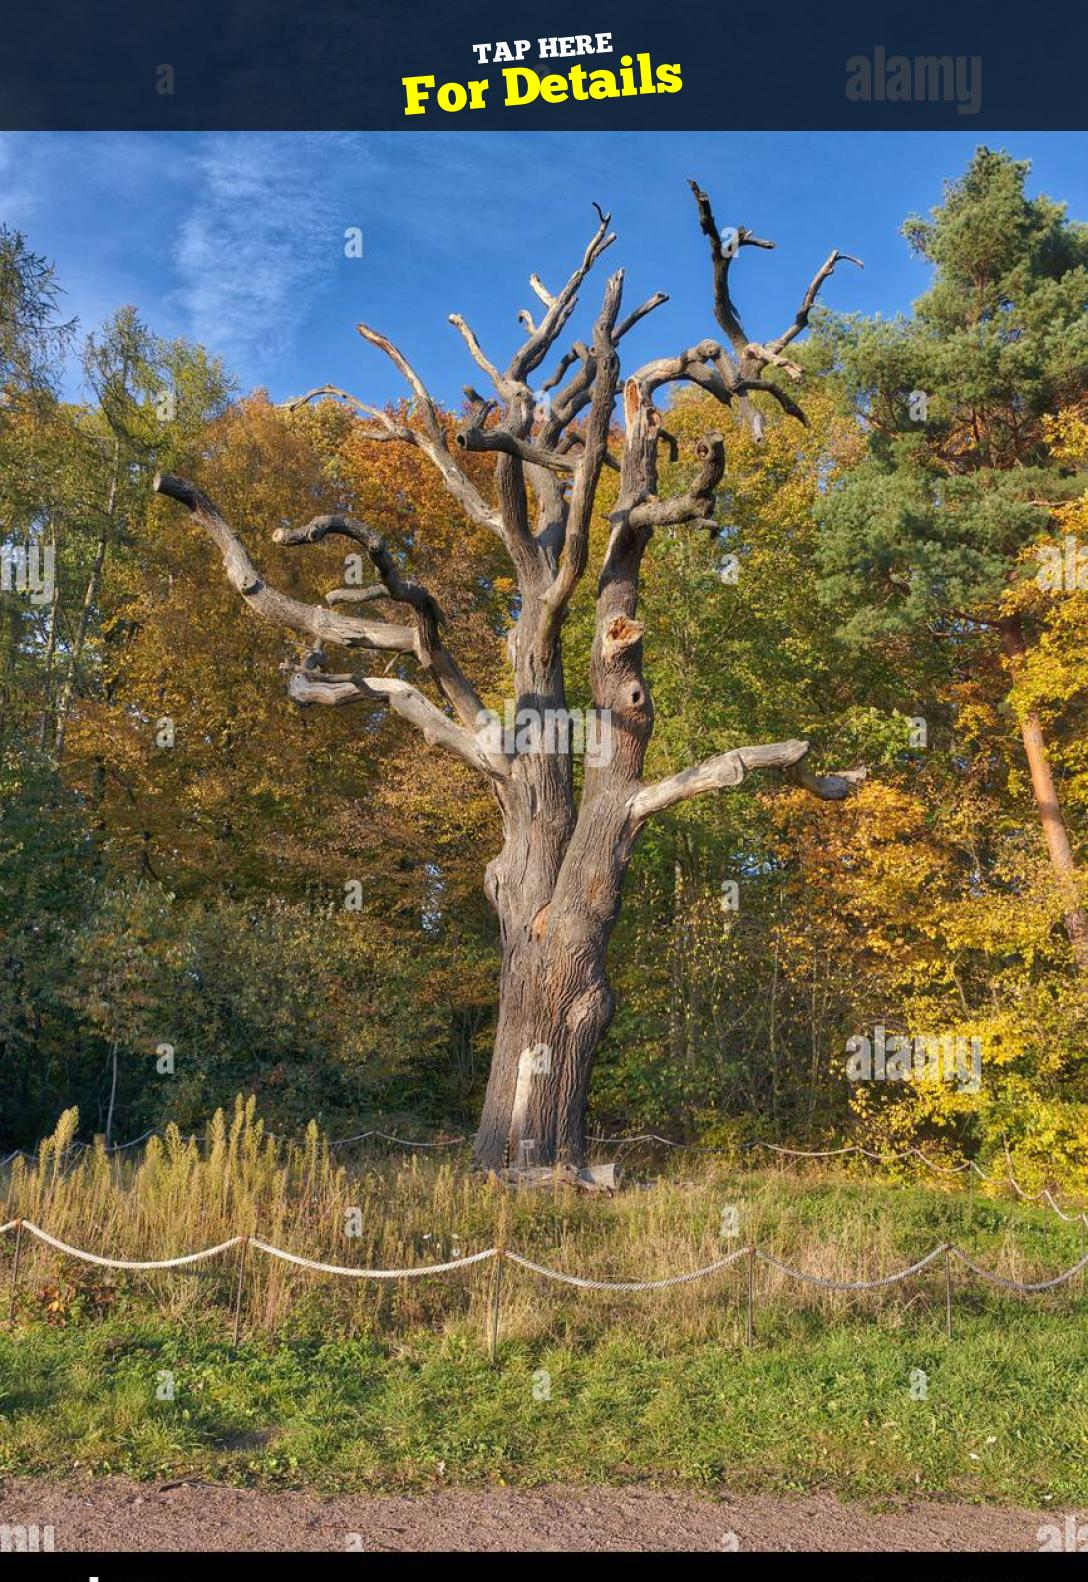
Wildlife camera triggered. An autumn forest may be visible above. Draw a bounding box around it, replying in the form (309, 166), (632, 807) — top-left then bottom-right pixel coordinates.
(3, 146), (1088, 1189)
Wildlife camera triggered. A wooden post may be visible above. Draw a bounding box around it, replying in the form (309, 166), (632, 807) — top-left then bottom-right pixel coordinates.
(8, 1219), (23, 1327)
(487, 1248), (504, 1363)
(745, 1245), (755, 1347)
(944, 1246), (953, 1339)
(231, 1236), (249, 1347)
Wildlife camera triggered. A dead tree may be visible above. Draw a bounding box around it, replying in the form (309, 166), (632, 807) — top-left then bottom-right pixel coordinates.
(154, 182), (865, 1172)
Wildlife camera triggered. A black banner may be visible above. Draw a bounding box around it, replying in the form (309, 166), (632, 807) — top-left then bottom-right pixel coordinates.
(3, 0), (1081, 130)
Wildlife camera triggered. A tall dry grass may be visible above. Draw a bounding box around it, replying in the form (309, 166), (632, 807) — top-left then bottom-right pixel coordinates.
(0, 1096), (1080, 1345)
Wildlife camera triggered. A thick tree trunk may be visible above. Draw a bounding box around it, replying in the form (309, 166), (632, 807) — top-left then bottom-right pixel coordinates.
(473, 930), (615, 1171)
(471, 640), (635, 1172)
(1000, 618), (1088, 968)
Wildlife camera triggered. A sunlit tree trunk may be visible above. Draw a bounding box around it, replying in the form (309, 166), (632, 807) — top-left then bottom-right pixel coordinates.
(1001, 617), (1088, 968)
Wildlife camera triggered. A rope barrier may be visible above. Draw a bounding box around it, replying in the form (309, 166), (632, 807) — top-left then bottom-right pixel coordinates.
(746, 1140), (1088, 1223)
(19, 1223), (245, 1270)
(584, 1133), (1088, 1226)
(1040, 1189), (1085, 1223)
(948, 1245), (1088, 1293)
(588, 1135), (1087, 1223)
(5, 1123), (1086, 1227)
(589, 1132), (688, 1149)
(1, 1125), (471, 1166)
(504, 1248), (750, 1292)
(748, 1141), (861, 1159)
(754, 1244), (950, 1291)
(0, 1221), (1083, 1297)
(98, 1129), (159, 1153)
(248, 1239), (496, 1279)
(329, 1131), (465, 1150)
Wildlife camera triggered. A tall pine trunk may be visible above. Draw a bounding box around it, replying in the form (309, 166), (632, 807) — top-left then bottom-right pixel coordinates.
(1000, 617), (1088, 968)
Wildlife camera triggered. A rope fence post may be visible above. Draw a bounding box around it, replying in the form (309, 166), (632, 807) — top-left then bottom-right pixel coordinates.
(8, 1219), (23, 1327)
(745, 1244), (755, 1347)
(231, 1235), (249, 1347)
(944, 1245), (953, 1339)
(487, 1245), (504, 1363)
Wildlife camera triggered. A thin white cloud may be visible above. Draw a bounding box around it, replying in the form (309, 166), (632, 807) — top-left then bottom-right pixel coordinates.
(172, 133), (363, 381)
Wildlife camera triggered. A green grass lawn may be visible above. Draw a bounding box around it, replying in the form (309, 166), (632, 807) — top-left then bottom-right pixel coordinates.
(2, 1128), (1087, 1505)
(2, 1255), (1087, 1504)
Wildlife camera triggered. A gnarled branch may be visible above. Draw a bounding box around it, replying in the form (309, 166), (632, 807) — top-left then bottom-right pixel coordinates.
(688, 179), (774, 364)
(448, 313), (506, 394)
(152, 474), (415, 654)
(628, 432), (725, 530)
(153, 476), (507, 781)
(455, 427), (577, 474)
(688, 178), (861, 433)
(540, 269), (625, 646)
(767, 248), (864, 359)
(630, 740), (867, 823)
(272, 513), (487, 737)
(348, 331), (505, 541)
(284, 651), (509, 781)
(355, 324), (441, 439)
(509, 204), (616, 384)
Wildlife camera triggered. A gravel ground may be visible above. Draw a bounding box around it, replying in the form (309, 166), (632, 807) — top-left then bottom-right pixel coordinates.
(0, 1477), (1064, 1551)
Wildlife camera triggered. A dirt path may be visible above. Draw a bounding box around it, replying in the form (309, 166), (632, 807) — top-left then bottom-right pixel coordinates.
(0, 1477), (1063, 1551)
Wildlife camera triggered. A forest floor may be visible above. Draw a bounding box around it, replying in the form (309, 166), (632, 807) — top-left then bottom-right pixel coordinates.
(0, 1475), (1062, 1551)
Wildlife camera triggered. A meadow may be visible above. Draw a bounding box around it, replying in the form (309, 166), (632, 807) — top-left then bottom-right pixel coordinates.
(0, 1100), (1085, 1505)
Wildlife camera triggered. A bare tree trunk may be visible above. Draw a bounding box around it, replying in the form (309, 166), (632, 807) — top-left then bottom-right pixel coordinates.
(36, 522), (58, 752)
(104, 1035), (119, 1148)
(53, 441), (119, 764)
(470, 563), (629, 1171)
(473, 927), (616, 1171)
(157, 186), (866, 1175)
(1000, 618), (1088, 968)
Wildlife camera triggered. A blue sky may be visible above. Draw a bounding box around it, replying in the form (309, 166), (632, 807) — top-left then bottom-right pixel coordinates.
(3, 131), (1087, 409)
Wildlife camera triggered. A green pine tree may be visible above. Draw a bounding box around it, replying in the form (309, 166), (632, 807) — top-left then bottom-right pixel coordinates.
(815, 147), (1088, 967)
